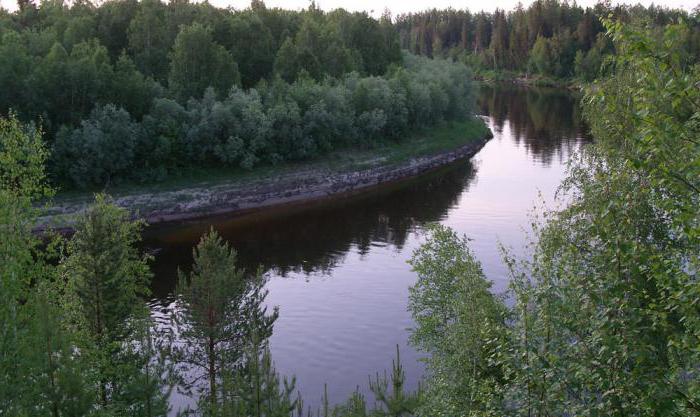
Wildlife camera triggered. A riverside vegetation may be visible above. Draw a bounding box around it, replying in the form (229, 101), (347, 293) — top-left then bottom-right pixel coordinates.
(1, 3), (699, 417)
(1, 0), (481, 191)
(2, 0), (698, 192)
(395, 2), (700, 84)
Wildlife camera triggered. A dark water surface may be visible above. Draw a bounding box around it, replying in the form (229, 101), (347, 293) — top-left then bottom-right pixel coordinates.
(144, 84), (589, 412)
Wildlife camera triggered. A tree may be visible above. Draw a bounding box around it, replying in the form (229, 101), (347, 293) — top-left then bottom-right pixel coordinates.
(110, 52), (163, 119)
(175, 229), (278, 415)
(61, 194), (169, 415)
(0, 114), (50, 199)
(274, 36), (302, 82)
(127, 0), (169, 80)
(220, 12), (275, 88)
(528, 35), (552, 75)
(367, 345), (421, 417)
(52, 104), (144, 188)
(168, 22), (240, 101)
(408, 225), (509, 416)
(0, 113), (53, 414)
(0, 31), (32, 116)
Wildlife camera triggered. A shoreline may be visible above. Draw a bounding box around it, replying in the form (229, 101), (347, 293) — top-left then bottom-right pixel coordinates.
(474, 73), (583, 90)
(37, 124), (492, 232)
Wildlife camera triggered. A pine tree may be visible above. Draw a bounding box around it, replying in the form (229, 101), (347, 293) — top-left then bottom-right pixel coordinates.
(175, 229), (278, 415)
(367, 345), (420, 417)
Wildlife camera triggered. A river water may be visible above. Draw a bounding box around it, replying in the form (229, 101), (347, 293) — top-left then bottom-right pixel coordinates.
(144, 83), (589, 412)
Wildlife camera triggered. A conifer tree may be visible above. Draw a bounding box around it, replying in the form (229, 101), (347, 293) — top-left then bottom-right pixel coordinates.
(175, 229), (278, 415)
(367, 345), (420, 417)
(61, 194), (170, 416)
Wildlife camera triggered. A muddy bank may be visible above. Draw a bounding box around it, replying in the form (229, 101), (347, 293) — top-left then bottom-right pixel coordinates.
(38, 131), (492, 231)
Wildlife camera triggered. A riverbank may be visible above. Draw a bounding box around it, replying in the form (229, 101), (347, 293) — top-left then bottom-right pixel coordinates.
(38, 118), (492, 231)
(474, 70), (583, 90)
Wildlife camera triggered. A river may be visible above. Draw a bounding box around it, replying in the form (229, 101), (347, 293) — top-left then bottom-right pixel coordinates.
(144, 83), (590, 413)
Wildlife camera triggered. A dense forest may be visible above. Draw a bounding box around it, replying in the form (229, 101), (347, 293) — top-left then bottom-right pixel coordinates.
(0, 0), (481, 189)
(395, 2), (700, 80)
(1, 0), (699, 189)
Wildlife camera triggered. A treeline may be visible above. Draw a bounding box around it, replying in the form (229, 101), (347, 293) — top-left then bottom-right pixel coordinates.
(48, 53), (473, 188)
(0, 0), (483, 190)
(407, 20), (699, 416)
(395, 1), (700, 80)
(0, 0), (420, 189)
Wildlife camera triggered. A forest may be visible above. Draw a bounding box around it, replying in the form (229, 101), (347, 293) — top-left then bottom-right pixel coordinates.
(0, 0), (480, 189)
(1, 0), (699, 416)
(395, 1), (700, 80)
(2, 0), (698, 190)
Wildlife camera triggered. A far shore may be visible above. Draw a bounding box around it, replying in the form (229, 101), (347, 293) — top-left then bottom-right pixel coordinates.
(37, 118), (493, 232)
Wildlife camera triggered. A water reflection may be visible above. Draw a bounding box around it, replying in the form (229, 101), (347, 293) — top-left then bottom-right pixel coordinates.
(145, 161), (477, 298)
(146, 83), (589, 411)
(478, 83), (589, 166)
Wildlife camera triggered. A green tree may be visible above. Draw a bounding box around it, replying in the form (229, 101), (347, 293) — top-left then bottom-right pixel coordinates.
(61, 194), (169, 415)
(0, 31), (32, 116)
(408, 225), (509, 417)
(0, 114), (50, 199)
(53, 104), (144, 188)
(220, 12), (275, 88)
(0, 113), (53, 414)
(528, 35), (552, 75)
(168, 22), (240, 101)
(367, 345), (421, 417)
(175, 229), (278, 415)
(127, 0), (169, 80)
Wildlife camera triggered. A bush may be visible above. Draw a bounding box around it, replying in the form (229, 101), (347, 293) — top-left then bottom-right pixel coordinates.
(53, 104), (143, 188)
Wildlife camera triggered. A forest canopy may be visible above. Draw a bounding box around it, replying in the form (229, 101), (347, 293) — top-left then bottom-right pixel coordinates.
(395, 1), (700, 80)
(0, 0), (484, 189)
(1, 0), (699, 189)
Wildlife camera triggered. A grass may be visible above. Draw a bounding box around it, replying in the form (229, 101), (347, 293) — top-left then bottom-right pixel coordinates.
(53, 117), (490, 202)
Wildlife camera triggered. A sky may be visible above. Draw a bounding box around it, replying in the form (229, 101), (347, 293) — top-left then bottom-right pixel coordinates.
(1, 0), (697, 16)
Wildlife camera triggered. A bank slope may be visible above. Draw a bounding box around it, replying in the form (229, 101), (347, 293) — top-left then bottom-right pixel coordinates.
(39, 118), (492, 230)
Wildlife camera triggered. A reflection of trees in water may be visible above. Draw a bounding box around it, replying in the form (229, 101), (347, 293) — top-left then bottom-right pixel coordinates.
(478, 84), (590, 166)
(145, 161), (477, 297)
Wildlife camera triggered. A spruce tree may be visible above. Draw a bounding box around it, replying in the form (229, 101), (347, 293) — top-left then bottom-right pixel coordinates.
(61, 194), (170, 416)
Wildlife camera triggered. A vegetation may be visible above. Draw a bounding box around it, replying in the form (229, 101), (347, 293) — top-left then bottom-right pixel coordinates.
(406, 19), (699, 416)
(0, 0), (487, 190)
(395, 2), (700, 82)
(1, 1), (698, 416)
(174, 229), (281, 415)
(0, 112), (423, 415)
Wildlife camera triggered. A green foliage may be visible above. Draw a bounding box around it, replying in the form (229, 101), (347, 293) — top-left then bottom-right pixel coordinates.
(45, 53), (475, 188)
(367, 345), (421, 417)
(53, 104), (144, 188)
(408, 225), (509, 417)
(0, 113), (50, 199)
(404, 19), (700, 417)
(327, 346), (420, 417)
(61, 194), (170, 415)
(168, 22), (240, 101)
(175, 229), (278, 415)
(395, 1), (698, 80)
(220, 12), (275, 88)
(220, 344), (299, 417)
(127, 0), (169, 80)
(0, 114), (60, 415)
